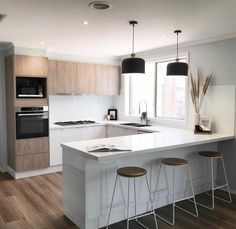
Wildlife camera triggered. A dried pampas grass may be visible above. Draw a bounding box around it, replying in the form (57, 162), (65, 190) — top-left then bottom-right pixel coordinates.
(189, 72), (212, 113)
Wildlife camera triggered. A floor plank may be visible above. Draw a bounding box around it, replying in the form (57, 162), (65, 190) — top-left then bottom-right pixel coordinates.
(0, 172), (235, 229)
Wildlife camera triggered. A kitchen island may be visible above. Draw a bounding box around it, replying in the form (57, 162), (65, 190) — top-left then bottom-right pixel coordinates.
(61, 125), (234, 229)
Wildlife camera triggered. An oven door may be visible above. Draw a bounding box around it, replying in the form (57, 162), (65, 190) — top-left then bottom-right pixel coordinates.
(16, 112), (49, 139)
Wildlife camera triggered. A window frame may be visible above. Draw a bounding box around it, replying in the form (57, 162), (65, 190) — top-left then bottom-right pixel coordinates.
(124, 52), (189, 127)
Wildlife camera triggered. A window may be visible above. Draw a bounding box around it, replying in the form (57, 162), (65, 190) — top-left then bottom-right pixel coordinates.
(124, 56), (187, 121)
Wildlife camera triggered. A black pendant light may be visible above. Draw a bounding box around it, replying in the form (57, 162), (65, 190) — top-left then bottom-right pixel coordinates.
(122, 21), (145, 75)
(167, 30), (188, 76)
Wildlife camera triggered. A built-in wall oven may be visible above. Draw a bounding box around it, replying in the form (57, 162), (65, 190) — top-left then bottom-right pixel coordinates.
(16, 106), (49, 139)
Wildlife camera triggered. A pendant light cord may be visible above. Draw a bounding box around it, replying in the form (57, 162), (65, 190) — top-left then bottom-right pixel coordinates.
(174, 30), (181, 62)
(129, 21), (137, 58)
(176, 32), (179, 60)
(132, 23), (135, 57)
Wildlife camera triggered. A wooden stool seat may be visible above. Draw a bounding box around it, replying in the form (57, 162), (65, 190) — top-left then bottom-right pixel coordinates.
(199, 151), (223, 158)
(161, 158), (188, 166)
(117, 166), (147, 177)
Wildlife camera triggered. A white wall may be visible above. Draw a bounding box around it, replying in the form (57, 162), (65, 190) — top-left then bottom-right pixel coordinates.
(0, 45), (14, 171)
(116, 37), (236, 192)
(49, 95), (116, 124)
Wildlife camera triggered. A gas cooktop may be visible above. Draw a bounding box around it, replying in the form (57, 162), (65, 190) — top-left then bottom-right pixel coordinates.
(54, 120), (96, 126)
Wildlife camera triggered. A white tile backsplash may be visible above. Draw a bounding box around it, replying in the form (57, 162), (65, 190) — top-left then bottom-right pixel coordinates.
(49, 95), (116, 124)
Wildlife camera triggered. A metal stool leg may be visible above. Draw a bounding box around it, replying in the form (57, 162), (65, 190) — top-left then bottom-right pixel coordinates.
(205, 157), (232, 204)
(176, 165), (199, 217)
(107, 169), (159, 229)
(221, 157), (232, 203)
(127, 178), (130, 229)
(130, 176), (159, 229)
(155, 165), (176, 226)
(193, 156), (232, 211)
(152, 163), (162, 204)
(156, 164), (199, 226)
(145, 175), (159, 229)
(106, 174), (118, 229)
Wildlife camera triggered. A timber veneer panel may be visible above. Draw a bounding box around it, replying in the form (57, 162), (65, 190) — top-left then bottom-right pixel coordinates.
(56, 61), (77, 94)
(15, 98), (48, 107)
(5, 55), (16, 168)
(77, 63), (96, 94)
(49, 60), (120, 95)
(16, 152), (49, 171)
(15, 137), (49, 156)
(48, 60), (77, 94)
(107, 65), (120, 95)
(14, 55), (48, 77)
(5, 54), (49, 172)
(47, 60), (57, 95)
(15, 137), (49, 171)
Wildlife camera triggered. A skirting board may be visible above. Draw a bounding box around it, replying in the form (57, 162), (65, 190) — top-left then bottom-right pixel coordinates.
(7, 165), (62, 179)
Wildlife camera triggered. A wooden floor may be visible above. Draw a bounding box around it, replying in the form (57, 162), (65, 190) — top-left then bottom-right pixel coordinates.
(0, 172), (235, 229)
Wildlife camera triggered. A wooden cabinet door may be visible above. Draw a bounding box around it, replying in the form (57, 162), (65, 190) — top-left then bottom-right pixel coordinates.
(94, 64), (108, 95)
(56, 61), (77, 94)
(94, 64), (120, 96)
(48, 60), (57, 95)
(15, 55), (48, 77)
(15, 137), (49, 171)
(107, 65), (120, 95)
(77, 63), (96, 94)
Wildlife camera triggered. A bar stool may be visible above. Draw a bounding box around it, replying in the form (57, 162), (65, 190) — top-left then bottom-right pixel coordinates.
(196, 151), (232, 210)
(106, 166), (158, 229)
(153, 158), (198, 226)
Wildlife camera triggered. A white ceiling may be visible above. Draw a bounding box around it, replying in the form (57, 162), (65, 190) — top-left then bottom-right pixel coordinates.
(0, 0), (236, 58)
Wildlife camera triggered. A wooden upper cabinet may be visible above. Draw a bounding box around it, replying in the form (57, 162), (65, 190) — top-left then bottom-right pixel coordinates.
(48, 60), (57, 95)
(77, 63), (96, 94)
(77, 63), (120, 96)
(94, 64), (108, 95)
(56, 61), (77, 94)
(48, 60), (120, 95)
(107, 65), (120, 96)
(14, 55), (48, 77)
(48, 60), (77, 95)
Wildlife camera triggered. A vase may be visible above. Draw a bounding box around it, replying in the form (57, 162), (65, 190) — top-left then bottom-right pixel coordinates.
(194, 113), (200, 127)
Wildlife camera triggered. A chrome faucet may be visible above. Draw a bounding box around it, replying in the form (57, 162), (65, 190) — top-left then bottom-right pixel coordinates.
(139, 100), (149, 125)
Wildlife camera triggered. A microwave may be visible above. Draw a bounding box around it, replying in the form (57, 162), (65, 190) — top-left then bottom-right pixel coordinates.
(16, 77), (47, 99)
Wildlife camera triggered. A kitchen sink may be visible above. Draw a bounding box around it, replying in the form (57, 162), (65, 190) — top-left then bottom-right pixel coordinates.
(121, 123), (151, 127)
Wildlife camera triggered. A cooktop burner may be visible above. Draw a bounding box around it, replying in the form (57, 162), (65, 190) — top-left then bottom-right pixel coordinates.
(54, 120), (96, 126)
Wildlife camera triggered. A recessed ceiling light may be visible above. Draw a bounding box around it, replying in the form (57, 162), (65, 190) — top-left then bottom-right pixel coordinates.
(40, 41), (45, 45)
(89, 1), (111, 10)
(0, 14), (7, 23)
(82, 21), (88, 25)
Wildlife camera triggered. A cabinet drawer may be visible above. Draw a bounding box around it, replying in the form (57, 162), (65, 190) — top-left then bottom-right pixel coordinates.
(16, 137), (49, 156)
(15, 153), (49, 172)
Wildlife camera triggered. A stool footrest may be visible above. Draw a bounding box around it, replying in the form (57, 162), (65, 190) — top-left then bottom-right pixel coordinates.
(128, 210), (154, 221)
(205, 190), (232, 204)
(155, 213), (175, 226)
(175, 204), (198, 217)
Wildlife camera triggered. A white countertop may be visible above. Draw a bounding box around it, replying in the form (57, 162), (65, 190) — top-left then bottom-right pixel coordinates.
(61, 123), (234, 161)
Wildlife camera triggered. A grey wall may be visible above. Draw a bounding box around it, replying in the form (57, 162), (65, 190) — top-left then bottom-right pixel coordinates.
(0, 45), (14, 171)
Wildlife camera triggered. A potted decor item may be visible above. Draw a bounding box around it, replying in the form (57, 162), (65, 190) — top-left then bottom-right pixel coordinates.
(189, 72), (212, 132)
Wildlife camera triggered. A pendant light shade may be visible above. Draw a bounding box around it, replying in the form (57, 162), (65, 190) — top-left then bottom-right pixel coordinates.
(167, 30), (188, 76)
(122, 21), (145, 75)
(122, 57), (145, 74)
(166, 61), (188, 76)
